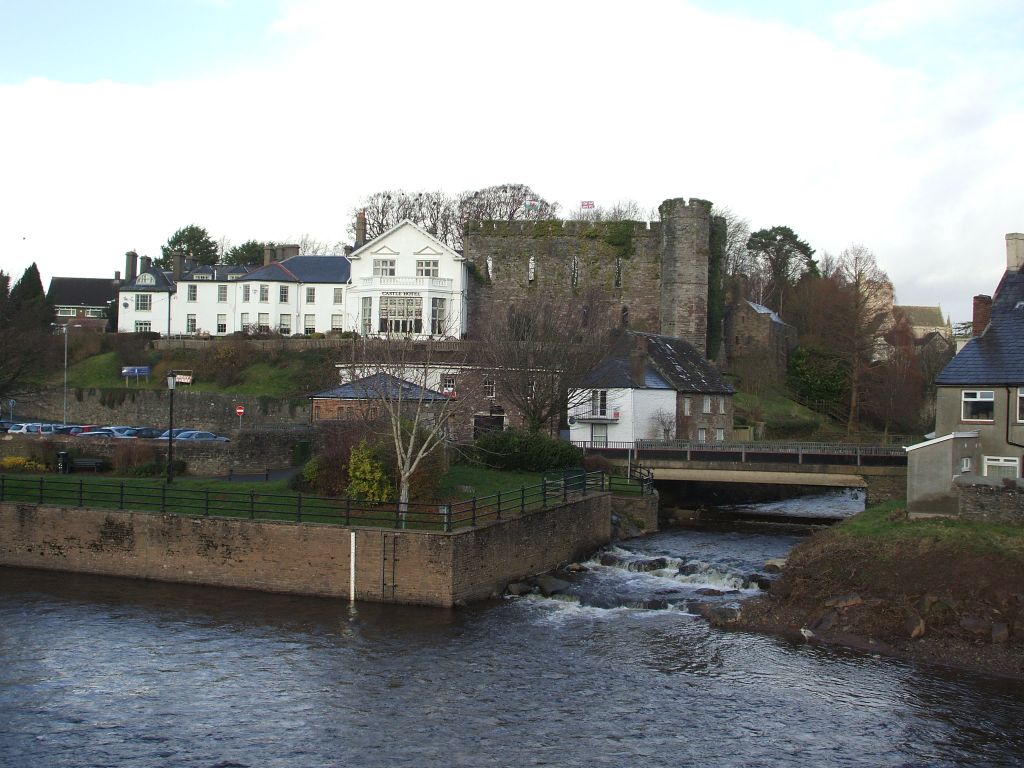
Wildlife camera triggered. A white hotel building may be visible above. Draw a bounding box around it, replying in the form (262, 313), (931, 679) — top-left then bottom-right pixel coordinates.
(117, 221), (468, 339)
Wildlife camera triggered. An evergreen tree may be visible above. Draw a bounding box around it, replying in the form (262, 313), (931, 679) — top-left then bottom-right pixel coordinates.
(157, 224), (219, 268)
(224, 240), (273, 266)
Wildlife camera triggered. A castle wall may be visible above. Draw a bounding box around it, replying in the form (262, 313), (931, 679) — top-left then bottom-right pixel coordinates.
(464, 198), (712, 357)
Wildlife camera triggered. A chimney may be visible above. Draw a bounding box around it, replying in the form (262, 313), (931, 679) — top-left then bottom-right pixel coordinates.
(972, 294), (993, 336)
(125, 251), (138, 282)
(283, 244), (300, 260)
(1007, 233), (1024, 272)
(140, 256), (152, 273)
(355, 210), (367, 249)
(172, 252), (184, 281)
(630, 334), (648, 384)
(264, 247), (274, 267)
(114, 270), (121, 282)
(343, 245), (353, 256)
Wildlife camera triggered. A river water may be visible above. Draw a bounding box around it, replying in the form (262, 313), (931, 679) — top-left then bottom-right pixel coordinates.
(2, 492), (1024, 767)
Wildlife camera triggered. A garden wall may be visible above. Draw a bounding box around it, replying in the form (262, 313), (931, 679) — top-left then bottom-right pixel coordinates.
(956, 476), (1024, 523)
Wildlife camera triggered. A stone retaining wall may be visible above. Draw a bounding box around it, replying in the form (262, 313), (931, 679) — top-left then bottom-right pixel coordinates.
(0, 493), (612, 606)
(610, 492), (660, 537)
(956, 476), (1024, 523)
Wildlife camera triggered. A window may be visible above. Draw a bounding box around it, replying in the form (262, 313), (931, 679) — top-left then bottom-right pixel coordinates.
(960, 457), (972, 473)
(243, 285), (251, 302)
(1019, 388), (1024, 422)
(194, 274), (212, 281)
(56, 307), (75, 316)
(984, 456), (1020, 479)
(416, 260), (439, 277)
(703, 395), (712, 414)
(331, 314), (344, 330)
(135, 294), (151, 311)
(483, 378), (496, 399)
(591, 423), (608, 448)
(715, 428), (725, 442)
(373, 259), (396, 277)
(379, 296), (422, 334)
(442, 375), (456, 393)
(187, 284), (197, 302)
(718, 396), (726, 413)
(217, 285), (227, 302)
(85, 308), (105, 318)
(134, 321), (151, 332)
(361, 297), (372, 335)
(257, 312), (270, 332)
(334, 287), (344, 304)
(136, 273), (155, 286)
(240, 312), (249, 327)
(430, 297), (447, 335)
(306, 287), (315, 303)
(304, 314), (315, 334)
(591, 389), (608, 416)
(228, 273), (241, 281)
(697, 427), (707, 443)
(279, 314), (291, 334)
(962, 390), (995, 422)
(186, 314), (197, 333)
(280, 285), (289, 302)
(683, 397), (691, 416)
(259, 285), (269, 302)
(216, 314), (227, 334)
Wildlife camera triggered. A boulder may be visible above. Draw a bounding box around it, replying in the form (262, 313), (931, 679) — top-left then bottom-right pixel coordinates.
(506, 582), (535, 597)
(745, 574), (773, 591)
(564, 563), (588, 573)
(992, 622), (1010, 644)
(695, 588), (724, 597)
(695, 602), (741, 625)
(599, 553), (625, 567)
(630, 557), (670, 572)
(535, 575), (572, 596)
(678, 561), (706, 576)
(904, 613), (926, 639)
(825, 594), (864, 609)
(811, 610), (839, 633)
(763, 558), (787, 574)
(959, 615), (990, 636)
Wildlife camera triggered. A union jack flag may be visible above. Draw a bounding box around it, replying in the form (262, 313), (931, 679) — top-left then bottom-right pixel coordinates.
(580, 201), (595, 209)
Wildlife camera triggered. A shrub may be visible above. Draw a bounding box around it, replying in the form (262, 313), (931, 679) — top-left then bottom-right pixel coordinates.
(582, 454), (615, 474)
(764, 414), (820, 439)
(112, 442), (158, 472)
(347, 441), (392, 501)
(474, 430), (582, 472)
(0, 456), (48, 472)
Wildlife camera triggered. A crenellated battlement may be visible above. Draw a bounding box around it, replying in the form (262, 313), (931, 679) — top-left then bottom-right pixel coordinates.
(464, 219), (663, 238)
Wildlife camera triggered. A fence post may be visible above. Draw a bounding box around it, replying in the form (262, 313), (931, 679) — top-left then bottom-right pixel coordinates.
(471, 497), (477, 527)
(1, 475), (4, 502)
(78, 478), (83, 508)
(39, 475), (44, 505)
(264, 468), (269, 482)
(496, 491), (502, 521)
(798, 446), (803, 465)
(345, 496), (350, 526)
(521, 485), (525, 516)
(161, 484), (166, 513)
(563, 472), (568, 503)
(297, 493), (302, 522)
(119, 481), (124, 510)
(856, 447), (862, 467)
(443, 504), (451, 532)
(249, 490), (255, 519)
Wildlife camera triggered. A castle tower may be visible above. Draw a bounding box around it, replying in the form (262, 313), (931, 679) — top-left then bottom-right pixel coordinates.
(658, 198), (710, 356)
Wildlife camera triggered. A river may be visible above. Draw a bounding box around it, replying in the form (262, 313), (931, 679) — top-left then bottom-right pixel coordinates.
(2, 491), (1023, 767)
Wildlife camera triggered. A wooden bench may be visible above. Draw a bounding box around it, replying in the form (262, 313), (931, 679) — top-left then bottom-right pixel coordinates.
(70, 457), (106, 472)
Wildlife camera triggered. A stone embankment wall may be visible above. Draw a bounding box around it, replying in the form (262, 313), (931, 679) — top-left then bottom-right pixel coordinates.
(20, 388), (310, 434)
(0, 431), (307, 475)
(0, 493), (612, 607)
(610, 493), (659, 536)
(956, 476), (1024, 523)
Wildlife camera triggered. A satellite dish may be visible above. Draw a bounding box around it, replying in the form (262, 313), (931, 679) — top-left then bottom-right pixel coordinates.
(568, 415), (576, 425)
(122, 302), (128, 309)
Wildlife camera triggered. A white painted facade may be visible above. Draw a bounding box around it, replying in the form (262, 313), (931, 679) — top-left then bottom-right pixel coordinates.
(568, 387), (676, 445)
(346, 221), (468, 339)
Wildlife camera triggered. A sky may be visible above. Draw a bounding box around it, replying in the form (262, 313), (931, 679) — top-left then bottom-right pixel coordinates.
(2, 0), (1022, 323)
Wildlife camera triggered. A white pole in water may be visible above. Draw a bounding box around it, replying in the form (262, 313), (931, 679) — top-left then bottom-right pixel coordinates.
(349, 531), (356, 603)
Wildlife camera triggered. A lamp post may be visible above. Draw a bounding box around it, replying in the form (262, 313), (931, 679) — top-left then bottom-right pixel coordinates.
(53, 323), (81, 425)
(166, 373), (176, 483)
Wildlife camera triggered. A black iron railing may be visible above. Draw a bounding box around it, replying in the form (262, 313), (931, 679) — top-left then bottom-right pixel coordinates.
(0, 470), (651, 532)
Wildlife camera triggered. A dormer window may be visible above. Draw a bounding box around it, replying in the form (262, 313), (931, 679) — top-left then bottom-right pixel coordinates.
(136, 273), (155, 286)
(194, 274), (212, 281)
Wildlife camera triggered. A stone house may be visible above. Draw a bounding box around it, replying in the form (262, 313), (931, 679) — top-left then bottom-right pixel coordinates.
(309, 373), (448, 424)
(47, 274), (122, 331)
(722, 299), (797, 385)
(568, 330), (734, 446)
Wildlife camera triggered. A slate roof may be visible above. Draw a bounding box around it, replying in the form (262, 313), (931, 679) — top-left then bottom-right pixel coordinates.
(47, 277), (119, 307)
(895, 305), (946, 328)
(178, 264), (253, 281)
(118, 268), (177, 293)
(580, 331), (734, 394)
(310, 373), (447, 401)
(239, 256), (351, 284)
(935, 270), (1024, 385)
(745, 300), (787, 326)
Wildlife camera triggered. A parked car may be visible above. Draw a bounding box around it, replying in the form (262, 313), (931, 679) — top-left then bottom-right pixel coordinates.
(0, 420), (15, 433)
(75, 429), (116, 438)
(104, 426), (137, 438)
(131, 427), (164, 439)
(8, 423), (59, 436)
(6, 423), (28, 434)
(69, 425), (103, 435)
(158, 428), (193, 439)
(174, 431), (230, 442)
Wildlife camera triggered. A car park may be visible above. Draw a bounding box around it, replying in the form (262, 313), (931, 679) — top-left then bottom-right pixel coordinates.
(105, 426), (137, 438)
(0, 420), (14, 433)
(158, 428), (193, 440)
(75, 429), (116, 438)
(131, 428), (164, 439)
(8, 423), (59, 436)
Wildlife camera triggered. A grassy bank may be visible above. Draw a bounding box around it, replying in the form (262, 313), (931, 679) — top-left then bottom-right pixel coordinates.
(733, 502), (1024, 677)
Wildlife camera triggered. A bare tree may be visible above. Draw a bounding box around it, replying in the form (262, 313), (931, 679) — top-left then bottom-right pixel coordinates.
(572, 200), (652, 222)
(473, 290), (618, 433)
(294, 234), (347, 256)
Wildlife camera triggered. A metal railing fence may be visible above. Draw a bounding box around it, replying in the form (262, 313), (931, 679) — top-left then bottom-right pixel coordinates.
(0, 469), (651, 533)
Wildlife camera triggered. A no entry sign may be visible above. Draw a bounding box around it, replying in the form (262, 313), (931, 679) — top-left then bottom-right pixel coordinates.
(235, 405), (245, 416)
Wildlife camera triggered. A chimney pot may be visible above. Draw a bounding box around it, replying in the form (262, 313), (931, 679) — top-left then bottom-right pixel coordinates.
(356, 210), (367, 249)
(1006, 233), (1024, 272)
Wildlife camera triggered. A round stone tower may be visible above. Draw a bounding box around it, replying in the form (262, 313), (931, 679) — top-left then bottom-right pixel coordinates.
(658, 198), (711, 356)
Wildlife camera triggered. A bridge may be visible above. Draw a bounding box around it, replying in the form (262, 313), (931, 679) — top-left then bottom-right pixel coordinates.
(574, 440), (908, 504)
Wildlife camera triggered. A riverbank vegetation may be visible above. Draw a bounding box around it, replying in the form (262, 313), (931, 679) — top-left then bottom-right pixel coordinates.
(733, 502), (1024, 678)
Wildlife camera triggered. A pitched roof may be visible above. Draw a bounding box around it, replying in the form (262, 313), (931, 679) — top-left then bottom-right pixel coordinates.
(178, 264), (254, 281)
(240, 255), (351, 284)
(348, 219), (463, 261)
(46, 277), (119, 307)
(581, 331), (734, 394)
(936, 270), (1024, 385)
(309, 373), (447, 401)
(895, 305), (946, 327)
(119, 268), (176, 293)
(745, 300), (787, 326)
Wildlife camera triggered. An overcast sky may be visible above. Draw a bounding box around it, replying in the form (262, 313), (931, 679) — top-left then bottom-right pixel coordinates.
(2, 0), (1022, 322)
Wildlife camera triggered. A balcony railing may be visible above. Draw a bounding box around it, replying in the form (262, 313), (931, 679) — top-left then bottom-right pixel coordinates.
(569, 405), (620, 423)
(359, 276), (454, 290)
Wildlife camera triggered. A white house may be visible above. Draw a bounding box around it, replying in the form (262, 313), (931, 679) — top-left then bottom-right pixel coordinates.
(569, 331), (735, 446)
(346, 219), (468, 338)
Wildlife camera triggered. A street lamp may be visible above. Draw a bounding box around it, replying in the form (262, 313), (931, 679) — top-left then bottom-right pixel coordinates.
(53, 323), (81, 425)
(166, 373), (176, 483)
